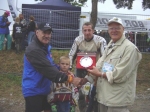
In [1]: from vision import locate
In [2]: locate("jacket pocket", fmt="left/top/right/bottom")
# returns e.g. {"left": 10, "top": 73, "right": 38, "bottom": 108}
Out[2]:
{"left": 109, "top": 54, "right": 122, "bottom": 66}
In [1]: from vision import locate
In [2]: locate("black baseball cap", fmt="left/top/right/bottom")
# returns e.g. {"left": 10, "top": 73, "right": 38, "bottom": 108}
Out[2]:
{"left": 38, "top": 22, "right": 53, "bottom": 32}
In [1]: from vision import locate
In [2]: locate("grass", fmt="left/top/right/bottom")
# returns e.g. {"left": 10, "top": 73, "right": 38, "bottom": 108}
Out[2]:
{"left": 0, "top": 74, "right": 22, "bottom": 99}
{"left": 0, "top": 50, "right": 150, "bottom": 112}
{"left": 137, "top": 53, "right": 150, "bottom": 80}
{"left": 0, "top": 50, "right": 150, "bottom": 95}
{"left": 0, "top": 50, "right": 150, "bottom": 78}
{"left": 0, "top": 49, "right": 69, "bottom": 74}
{"left": 0, "top": 49, "right": 70, "bottom": 103}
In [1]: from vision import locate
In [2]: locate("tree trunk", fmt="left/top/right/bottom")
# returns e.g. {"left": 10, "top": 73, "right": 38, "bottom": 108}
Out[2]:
{"left": 90, "top": 0, "right": 98, "bottom": 28}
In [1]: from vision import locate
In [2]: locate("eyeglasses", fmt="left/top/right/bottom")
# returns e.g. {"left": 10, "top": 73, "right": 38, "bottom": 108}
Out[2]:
{"left": 108, "top": 27, "right": 121, "bottom": 31}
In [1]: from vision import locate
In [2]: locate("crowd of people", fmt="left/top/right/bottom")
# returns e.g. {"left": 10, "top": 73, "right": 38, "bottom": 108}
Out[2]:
{"left": 1, "top": 10, "right": 142, "bottom": 112}
{"left": 0, "top": 11, "right": 36, "bottom": 53}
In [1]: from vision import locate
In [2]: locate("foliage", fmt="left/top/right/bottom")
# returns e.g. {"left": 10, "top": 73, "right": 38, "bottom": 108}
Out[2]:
{"left": 34, "top": 0, "right": 150, "bottom": 10}
{"left": 112, "top": 0, "right": 150, "bottom": 10}
{"left": 64, "top": 0, "right": 88, "bottom": 6}
{"left": 113, "top": 0, "right": 134, "bottom": 9}
{"left": 142, "top": 0, "right": 150, "bottom": 11}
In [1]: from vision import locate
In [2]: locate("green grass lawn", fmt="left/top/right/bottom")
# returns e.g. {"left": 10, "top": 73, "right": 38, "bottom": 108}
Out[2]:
{"left": 0, "top": 50, "right": 150, "bottom": 112}
{"left": 0, "top": 50, "right": 150, "bottom": 79}
{"left": 0, "top": 50, "right": 150, "bottom": 95}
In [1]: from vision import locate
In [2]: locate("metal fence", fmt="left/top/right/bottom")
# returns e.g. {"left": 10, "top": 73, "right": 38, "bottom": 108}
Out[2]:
{"left": 97, "top": 31, "right": 150, "bottom": 52}
{"left": 22, "top": 9, "right": 150, "bottom": 52}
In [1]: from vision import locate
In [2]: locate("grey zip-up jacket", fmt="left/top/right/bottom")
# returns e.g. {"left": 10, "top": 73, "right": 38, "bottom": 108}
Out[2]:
{"left": 69, "top": 34, "right": 107, "bottom": 68}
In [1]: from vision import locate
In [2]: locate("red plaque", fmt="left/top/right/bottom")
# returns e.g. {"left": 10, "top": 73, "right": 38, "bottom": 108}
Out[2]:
{"left": 76, "top": 53, "right": 96, "bottom": 69}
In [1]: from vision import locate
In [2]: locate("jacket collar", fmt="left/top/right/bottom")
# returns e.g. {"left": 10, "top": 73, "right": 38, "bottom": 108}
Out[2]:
{"left": 33, "top": 35, "right": 49, "bottom": 50}
{"left": 106, "top": 34, "right": 126, "bottom": 56}
{"left": 108, "top": 34, "right": 126, "bottom": 47}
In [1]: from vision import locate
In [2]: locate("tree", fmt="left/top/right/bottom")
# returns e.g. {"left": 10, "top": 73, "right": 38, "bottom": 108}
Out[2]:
{"left": 112, "top": 0, "right": 150, "bottom": 10}
{"left": 90, "top": 0, "right": 106, "bottom": 28}
{"left": 64, "top": 0, "right": 88, "bottom": 6}
{"left": 64, "top": 0, "right": 106, "bottom": 28}
{"left": 113, "top": 0, "right": 134, "bottom": 9}
{"left": 142, "top": 0, "right": 150, "bottom": 10}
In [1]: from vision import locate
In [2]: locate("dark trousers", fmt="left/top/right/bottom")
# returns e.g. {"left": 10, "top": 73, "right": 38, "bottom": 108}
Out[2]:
{"left": 15, "top": 37, "right": 22, "bottom": 53}
{"left": 21, "top": 32, "right": 28, "bottom": 50}
{"left": 76, "top": 69, "right": 88, "bottom": 112}
{"left": 25, "top": 95, "right": 51, "bottom": 112}
{"left": 86, "top": 86, "right": 98, "bottom": 112}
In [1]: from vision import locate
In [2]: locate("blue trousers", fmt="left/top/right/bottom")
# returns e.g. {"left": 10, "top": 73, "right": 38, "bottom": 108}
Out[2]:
{"left": 5, "top": 34, "right": 12, "bottom": 50}
{"left": 0, "top": 34, "right": 12, "bottom": 50}
{"left": 0, "top": 34, "right": 5, "bottom": 50}
{"left": 27, "top": 31, "right": 35, "bottom": 45}
{"left": 56, "top": 101, "right": 70, "bottom": 112}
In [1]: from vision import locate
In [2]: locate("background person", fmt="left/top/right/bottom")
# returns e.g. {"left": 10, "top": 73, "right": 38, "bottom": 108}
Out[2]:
{"left": 81, "top": 17, "right": 142, "bottom": 112}
{"left": 19, "top": 14, "right": 27, "bottom": 50}
{"left": 27, "top": 15, "right": 36, "bottom": 45}
{"left": 22, "top": 22, "right": 81, "bottom": 112}
{"left": 69, "top": 22, "right": 107, "bottom": 112}
{"left": 12, "top": 17, "right": 23, "bottom": 53}
{"left": 0, "top": 11, "right": 12, "bottom": 50}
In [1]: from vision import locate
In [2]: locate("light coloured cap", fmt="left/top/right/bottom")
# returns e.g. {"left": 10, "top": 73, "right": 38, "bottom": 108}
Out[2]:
{"left": 107, "top": 17, "right": 123, "bottom": 26}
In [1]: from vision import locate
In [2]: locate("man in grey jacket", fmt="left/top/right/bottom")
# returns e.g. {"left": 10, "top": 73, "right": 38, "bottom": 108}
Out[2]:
{"left": 82, "top": 17, "right": 142, "bottom": 112}
{"left": 69, "top": 22, "right": 107, "bottom": 112}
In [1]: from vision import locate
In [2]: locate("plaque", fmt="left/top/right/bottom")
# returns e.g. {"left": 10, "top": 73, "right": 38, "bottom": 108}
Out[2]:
{"left": 76, "top": 53, "right": 96, "bottom": 69}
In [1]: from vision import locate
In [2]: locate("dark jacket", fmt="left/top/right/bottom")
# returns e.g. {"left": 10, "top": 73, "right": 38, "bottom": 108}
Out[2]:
{"left": 12, "top": 22, "right": 23, "bottom": 39}
{"left": 27, "top": 21, "right": 36, "bottom": 33}
{"left": 22, "top": 36, "right": 68, "bottom": 97}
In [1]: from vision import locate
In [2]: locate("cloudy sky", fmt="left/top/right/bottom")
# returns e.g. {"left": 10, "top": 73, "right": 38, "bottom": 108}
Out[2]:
{"left": 82, "top": 0, "right": 150, "bottom": 14}
{"left": 1, "top": 0, "right": 150, "bottom": 30}
{"left": 16, "top": 0, "right": 150, "bottom": 15}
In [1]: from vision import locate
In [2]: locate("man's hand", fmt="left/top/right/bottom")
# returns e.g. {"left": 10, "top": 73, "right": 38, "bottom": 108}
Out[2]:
{"left": 72, "top": 77, "right": 81, "bottom": 87}
{"left": 80, "top": 78, "right": 88, "bottom": 86}
{"left": 6, "top": 22, "right": 11, "bottom": 25}
{"left": 87, "top": 66, "right": 101, "bottom": 77}
{"left": 6, "top": 22, "right": 11, "bottom": 26}
{"left": 68, "top": 71, "right": 74, "bottom": 77}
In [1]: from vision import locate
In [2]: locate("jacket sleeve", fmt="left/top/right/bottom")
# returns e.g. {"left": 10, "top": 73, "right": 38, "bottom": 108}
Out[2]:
{"left": 0, "top": 16, "right": 6, "bottom": 27}
{"left": 25, "top": 49, "right": 68, "bottom": 83}
{"left": 107, "top": 45, "right": 142, "bottom": 84}
{"left": 12, "top": 24, "right": 15, "bottom": 39}
{"left": 69, "top": 40, "right": 78, "bottom": 68}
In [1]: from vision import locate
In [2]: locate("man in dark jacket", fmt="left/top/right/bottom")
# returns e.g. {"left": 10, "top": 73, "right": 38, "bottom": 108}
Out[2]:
{"left": 22, "top": 22, "right": 81, "bottom": 112}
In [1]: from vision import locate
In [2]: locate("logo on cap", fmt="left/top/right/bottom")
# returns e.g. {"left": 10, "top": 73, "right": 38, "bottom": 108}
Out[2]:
{"left": 113, "top": 17, "right": 118, "bottom": 21}
{"left": 44, "top": 23, "right": 50, "bottom": 28}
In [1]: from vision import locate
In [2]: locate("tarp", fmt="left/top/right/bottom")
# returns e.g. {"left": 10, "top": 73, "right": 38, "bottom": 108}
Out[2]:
{"left": 22, "top": 0, "right": 81, "bottom": 11}
{"left": 22, "top": 0, "right": 81, "bottom": 48}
